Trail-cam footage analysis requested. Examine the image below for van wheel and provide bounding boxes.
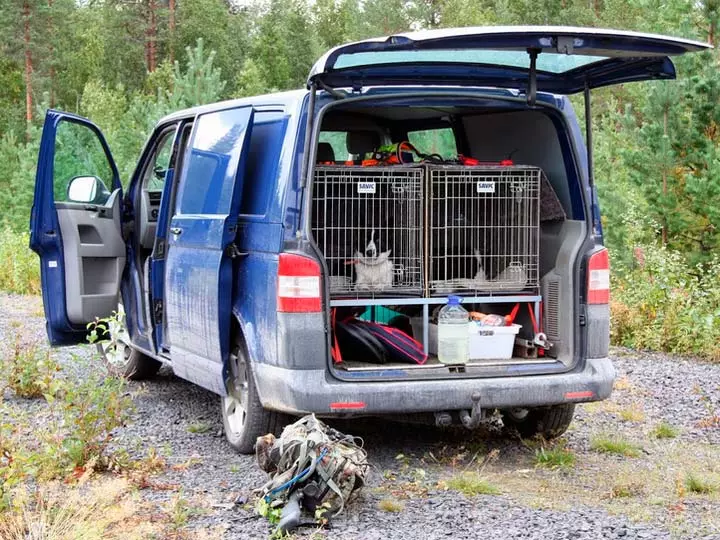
[96,304,161,380]
[221,339,285,454]
[502,404,576,439]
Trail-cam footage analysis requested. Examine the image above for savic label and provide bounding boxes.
[476,181,496,194]
[357,181,376,194]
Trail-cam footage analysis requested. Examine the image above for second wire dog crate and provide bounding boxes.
[312,164,541,297]
[428,165,541,295]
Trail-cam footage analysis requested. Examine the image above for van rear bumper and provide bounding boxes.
[254,357,615,415]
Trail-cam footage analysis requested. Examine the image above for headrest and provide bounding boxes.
[317,142,335,163]
[346,131,380,156]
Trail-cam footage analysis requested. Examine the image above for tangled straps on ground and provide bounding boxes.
[255,414,369,534]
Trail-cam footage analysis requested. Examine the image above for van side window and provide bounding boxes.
[143,129,175,191]
[407,127,457,159]
[176,108,252,215]
[240,112,289,217]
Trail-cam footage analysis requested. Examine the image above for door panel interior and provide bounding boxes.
[55,189,125,323]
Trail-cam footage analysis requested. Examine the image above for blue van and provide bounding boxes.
[30,27,708,453]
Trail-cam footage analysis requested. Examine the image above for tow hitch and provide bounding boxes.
[459,391,483,429]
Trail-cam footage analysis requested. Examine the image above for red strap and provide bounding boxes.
[508,303,521,324]
[507,302,540,334]
[527,303,539,334]
[330,309,343,364]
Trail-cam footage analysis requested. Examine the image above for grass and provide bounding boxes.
[0,479,152,540]
[685,473,716,495]
[590,435,642,458]
[187,422,211,434]
[377,498,404,512]
[446,472,500,496]
[610,481,645,499]
[534,446,576,470]
[0,229,40,295]
[618,404,645,423]
[613,376,633,391]
[652,421,679,439]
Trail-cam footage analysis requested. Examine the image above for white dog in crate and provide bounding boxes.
[473,251,527,290]
[354,230,394,291]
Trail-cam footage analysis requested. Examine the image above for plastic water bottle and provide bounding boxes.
[437,295,469,364]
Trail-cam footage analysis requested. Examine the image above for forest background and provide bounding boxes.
[1,0,719,358]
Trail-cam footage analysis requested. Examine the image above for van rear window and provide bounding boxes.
[318,131,349,162]
[407,127,457,160]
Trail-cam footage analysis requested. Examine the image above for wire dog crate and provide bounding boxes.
[312,166,424,296]
[428,165,540,295]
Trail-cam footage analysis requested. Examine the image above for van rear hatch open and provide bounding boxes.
[303,27,708,382]
[308,26,708,93]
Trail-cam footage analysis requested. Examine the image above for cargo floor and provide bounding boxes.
[337,356,557,371]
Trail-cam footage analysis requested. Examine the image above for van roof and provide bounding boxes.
[158,89,309,125]
[156,86,570,127]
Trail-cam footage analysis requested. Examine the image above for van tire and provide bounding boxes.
[96,342,161,380]
[502,404,576,439]
[221,338,286,454]
[121,347,162,380]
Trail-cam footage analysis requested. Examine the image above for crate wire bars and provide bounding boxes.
[312,165,540,298]
[312,166,424,296]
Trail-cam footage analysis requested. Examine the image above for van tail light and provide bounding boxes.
[587,248,610,305]
[277,253,322,313]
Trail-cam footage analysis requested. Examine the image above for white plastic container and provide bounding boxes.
[410,318,521,361]
[437,296,470,365]
[468,323,521,360]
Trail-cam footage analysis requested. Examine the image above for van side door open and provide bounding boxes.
[163,106,255,395]
[30,110,125,345]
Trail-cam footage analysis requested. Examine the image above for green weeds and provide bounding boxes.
[611,247,720,361]
[590,435,642,458]
[0,229,40,295]
[534,446,576,470]
[685,473,717,495]
[445,472,500,496]
[377,498,404,512]
[3,339,61,400]
[652,421,679,439]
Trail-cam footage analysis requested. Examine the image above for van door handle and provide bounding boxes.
[170,227,183,235]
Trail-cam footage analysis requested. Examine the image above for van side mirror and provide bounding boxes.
[67,175,110,204]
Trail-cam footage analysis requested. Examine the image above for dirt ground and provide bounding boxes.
[1,294,719,539]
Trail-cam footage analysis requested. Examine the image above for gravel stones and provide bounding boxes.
[1,294,719,539]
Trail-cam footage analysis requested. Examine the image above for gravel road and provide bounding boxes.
[2,294,719,540]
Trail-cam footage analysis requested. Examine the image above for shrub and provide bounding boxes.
[610,245,720,361]
[4,340,60,400]
[60,375,133,469]
[0,229,40,295]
